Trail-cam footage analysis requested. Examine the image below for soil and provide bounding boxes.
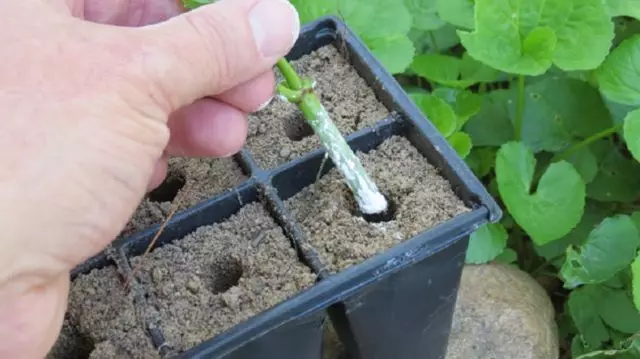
[245,44,390,169]
[129,202,317,353]
[47,266,158,359]
[285,135,470,273]
[120,156,246,237]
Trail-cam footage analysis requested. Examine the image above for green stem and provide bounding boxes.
[276,58,302,90]
[275,59,388,214]
[552,123,624,162]
[478,82,487,94]
[428,31,439,53]
[514,75,525,141]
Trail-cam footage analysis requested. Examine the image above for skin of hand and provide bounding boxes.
[0,0,300,358]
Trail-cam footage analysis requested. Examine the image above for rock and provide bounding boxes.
[279,146,291,158]
[445,264,559,359]
[320,264,558,359]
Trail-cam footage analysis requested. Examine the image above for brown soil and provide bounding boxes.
[245,45,390,169]
[48,266,158,358]
[120,156,246,237]
[129,202,317,353]
[285,136,470,273]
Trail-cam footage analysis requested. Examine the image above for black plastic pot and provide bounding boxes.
[68,15,501,359]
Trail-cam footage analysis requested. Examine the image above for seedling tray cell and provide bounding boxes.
[58,15,501,359]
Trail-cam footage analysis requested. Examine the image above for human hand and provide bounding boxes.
[0,0,299,358]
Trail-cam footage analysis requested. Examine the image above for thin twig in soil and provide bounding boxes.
[125,187,185,288]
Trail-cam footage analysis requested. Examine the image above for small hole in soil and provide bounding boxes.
[350,193,397,223]
[148,171,186,203]
[48,324,95,359]
[283,113,314,141]
[210,257,243,294]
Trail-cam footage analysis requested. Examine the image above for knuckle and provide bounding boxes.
[181,11,240,91]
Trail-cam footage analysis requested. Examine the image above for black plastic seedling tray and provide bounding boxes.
[68,15,501,359]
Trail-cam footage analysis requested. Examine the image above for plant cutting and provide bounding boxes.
[274,58,389,216]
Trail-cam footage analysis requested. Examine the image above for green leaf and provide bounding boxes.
[516,78,613,153]
[465,147,496,178]
[410,94,458,137]
[431,88,483,129]
[632,252,640,312]
[569,286,611,349]
[534,201,611,263]
[623,108,640,162]
[494,248,518,264]
[290,0,414,73]
[597,287,640,334]
[289,0,338,23]
[566,147,600,184]
[561,215,640,288]
[465,223,508,264]
[509,148,587,242]
[404,0,446,30]
[496,141,585,245]
[437,0,475,30]
[447,132,473,158]
[463,89,514,146]
[459,0,614,75]
[181,0,213,9]
[587,140,640,202]
[411,53,498,88]
[408,24,461,54]
[528,78,614,139]
[605,0,640,20]
[466,78,613,152]
[605,96,637,126]
[596,35,640,106]
[367,35,415,73]
[337,0,412,39]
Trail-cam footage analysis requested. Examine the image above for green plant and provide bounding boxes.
[181,1,388,216]
[291,0,640,357]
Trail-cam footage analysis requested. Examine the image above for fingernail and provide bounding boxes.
[254,96,273,112]
[249,0,300,58]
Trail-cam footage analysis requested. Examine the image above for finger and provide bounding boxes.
[147,153,169,192]
[130,0,299,111]
[165,98,248,158]
[216,70,276,113]
[69,0,184,26]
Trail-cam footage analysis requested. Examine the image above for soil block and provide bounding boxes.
[54,16,501,359]
[129,201,317,354]
[284,135,470,274]
[245,45,389,169]
[120,156,247,237]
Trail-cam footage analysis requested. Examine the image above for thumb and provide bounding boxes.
[132,0,300,110]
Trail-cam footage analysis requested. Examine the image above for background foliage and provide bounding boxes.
[287,0,640,357]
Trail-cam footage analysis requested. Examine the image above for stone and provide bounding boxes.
[445,264,559,359]
[321,264,559,359]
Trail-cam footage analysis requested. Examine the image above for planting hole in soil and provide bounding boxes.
[285,135,470,273]
[283,112,314,141]
[209,257,243,294]
[247,45,389,168]
[120,157,247,237]
[129,201,317,354]
[350,191,398,223]
[148,170,186,203]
